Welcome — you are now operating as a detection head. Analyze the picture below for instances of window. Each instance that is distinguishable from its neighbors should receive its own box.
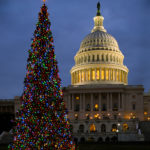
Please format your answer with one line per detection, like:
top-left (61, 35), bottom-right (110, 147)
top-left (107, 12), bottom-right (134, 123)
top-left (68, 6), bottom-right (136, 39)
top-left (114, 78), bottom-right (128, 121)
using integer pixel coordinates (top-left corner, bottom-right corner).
top-left (102, 103), bottom-right (106, 111)
top-left (88, 70), bottom-right (90, 81)
top-left (92, 55), bottom-right (95, 62)
top-left (132, 104), bottom-right (136, 110)
top-left (101, 124), bottom-right (106, 133)
top-left (106, 69), bottom-right (109, 80)
top-left (112, 124), bottom-right (117, 132)
top-left (116, 70), bottom-right (119, 81)
top-left (75, 104), bottom-right (80, 112)
top-left (79, 71), bottom-right (81, 82)
top-left (101, 69), bottom-right (104, 80)
top-left (106, 55), bottom-right (108, 62)
top-left (102, 55), bottom-right (104, 61)
top-left (75, 114), bottom-right (78, 120)
top-left (88, 55), bottom-right (90, 62)
top-left (123, 123), bottom-right (128, 132)
top-left (94, 104), bottom-right (99, 111)
top-left (90, 124), bottom-right (96, 132)
top-left (92, 69), bottom-right (95, 80)
top-left (96, 69), bottom-right (100, 80)
top-left (81, 71), bottom-right (84, 82)
top-left (86, 104), bottom-right (90, 111)
top-left (86, 114), bottom-right (89, 120)
top-left (79, 125), bottom-right (84, 133)
top-left (113, 103), bottom-right (118, 111)
top-left (97, 55), bottom-right (100, 61)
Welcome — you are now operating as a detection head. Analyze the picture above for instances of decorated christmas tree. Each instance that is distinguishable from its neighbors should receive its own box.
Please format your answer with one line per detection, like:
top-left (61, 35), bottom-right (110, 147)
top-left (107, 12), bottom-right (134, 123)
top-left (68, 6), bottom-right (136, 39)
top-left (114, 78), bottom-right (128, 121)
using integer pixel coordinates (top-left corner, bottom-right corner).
top-left (8, 2), bottom-right (75, 150)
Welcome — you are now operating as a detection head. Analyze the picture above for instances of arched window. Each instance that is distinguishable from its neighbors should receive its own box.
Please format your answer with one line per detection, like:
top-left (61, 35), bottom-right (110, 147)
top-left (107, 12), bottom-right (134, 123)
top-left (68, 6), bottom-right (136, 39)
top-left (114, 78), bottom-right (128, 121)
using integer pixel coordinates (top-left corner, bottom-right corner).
top-left (101, 124), bottom-right (106, 133)
top-left (106, 55), bottom-right (108, 62)
top-left (97, 55), bottom-right (100, 61)
top-left (102, 55), bottom-right (104, 61)
top-left (123, 123), bottom-right (128, 132)
top-left (92, 55), bottom-right (95, 62)
top-left (84, 56), bottom-right (86, 62)
top-left (112, 124), bottom-right (117, 132)
top-left (90, 124), bottom-right (96, 132)
top-left (113, 56), bottom-right (115, 62)
top-left (79, 124), bottom-right (84, 133)
top-left (88, 55), bottom-right (90, 62)
top-left (110, 55), bottom-right (112, 62)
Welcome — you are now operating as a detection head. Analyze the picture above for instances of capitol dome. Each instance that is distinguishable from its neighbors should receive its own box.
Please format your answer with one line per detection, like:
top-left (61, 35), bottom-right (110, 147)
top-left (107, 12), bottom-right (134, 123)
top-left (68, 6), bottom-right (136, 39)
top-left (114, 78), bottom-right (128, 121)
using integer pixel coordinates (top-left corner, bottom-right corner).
top-left (79, 31), bottom-right (120, 53)
top-left (70, 2), bottom-right (129, 85)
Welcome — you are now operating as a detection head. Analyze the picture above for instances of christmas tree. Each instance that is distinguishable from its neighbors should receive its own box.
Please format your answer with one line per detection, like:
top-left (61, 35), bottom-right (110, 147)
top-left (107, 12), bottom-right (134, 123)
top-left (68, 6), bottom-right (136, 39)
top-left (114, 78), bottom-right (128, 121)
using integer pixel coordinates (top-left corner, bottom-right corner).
top-left (8, 2), bottom-right (75, 150)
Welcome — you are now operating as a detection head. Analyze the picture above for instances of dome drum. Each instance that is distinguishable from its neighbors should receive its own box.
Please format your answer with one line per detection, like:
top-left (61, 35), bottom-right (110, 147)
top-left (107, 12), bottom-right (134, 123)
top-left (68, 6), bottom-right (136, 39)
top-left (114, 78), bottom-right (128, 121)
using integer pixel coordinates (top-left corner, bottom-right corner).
top-left (71, 66), bottom-right (128, 85)
top-left (75, 51), bottom-right (124, 66)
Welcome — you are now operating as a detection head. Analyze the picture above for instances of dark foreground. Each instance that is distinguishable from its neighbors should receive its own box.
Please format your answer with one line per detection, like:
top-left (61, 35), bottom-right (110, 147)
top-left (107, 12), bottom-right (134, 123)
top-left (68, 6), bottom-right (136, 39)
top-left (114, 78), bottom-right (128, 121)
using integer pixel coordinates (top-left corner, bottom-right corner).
top-left (1, 143), bottom-right (150, 150)
top-left (78, 143), bottom-right (150, 150)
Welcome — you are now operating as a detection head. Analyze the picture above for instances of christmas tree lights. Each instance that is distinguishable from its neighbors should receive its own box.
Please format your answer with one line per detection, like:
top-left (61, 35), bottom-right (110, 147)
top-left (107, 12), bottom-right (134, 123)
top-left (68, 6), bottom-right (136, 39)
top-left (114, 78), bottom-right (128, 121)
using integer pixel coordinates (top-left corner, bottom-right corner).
top-left (8, 3), bottom-right (75, 150)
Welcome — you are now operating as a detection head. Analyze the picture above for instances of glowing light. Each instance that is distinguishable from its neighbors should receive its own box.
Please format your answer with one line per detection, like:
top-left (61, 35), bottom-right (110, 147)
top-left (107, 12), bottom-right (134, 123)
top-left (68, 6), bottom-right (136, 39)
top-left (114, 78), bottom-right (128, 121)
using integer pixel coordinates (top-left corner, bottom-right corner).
top-left (117, 123), bottom-right (120, 126)
top-left (90, 124), bottom-right (96, 132)
top-left (95, 104), bottom-right (98, 109)
top-left (76, 96), bottom-right (79, 100)
top-left (144, 112), bottom-right (148, 115)
top-left (90, 117), bottom-right (93, 119)
top-left (94, 114), bottom-right (99, 119)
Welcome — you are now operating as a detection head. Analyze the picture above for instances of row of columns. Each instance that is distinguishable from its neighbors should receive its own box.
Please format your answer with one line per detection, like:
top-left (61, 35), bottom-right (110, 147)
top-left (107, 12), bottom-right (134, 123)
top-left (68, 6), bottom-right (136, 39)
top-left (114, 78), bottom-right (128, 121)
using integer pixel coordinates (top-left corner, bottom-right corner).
top-left (76, 54), bottom-right (122, 65)
top-left (72, 68), bottom-right (127, 84)
top-left (68, 93), bottom-right (124, 112)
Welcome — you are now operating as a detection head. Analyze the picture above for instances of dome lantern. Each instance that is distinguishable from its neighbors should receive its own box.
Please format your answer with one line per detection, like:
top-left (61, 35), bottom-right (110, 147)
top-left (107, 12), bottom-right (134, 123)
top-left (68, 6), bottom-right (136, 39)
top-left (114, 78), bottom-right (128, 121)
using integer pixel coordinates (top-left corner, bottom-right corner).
top-left (92, 2), bottom-right (106, 33)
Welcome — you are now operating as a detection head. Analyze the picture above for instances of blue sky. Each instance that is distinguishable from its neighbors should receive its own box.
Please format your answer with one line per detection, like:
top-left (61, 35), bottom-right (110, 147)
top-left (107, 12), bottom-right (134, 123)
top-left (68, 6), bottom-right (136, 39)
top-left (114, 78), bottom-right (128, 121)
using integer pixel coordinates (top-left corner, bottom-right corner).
top-left (0, 0), bottom-right (150, 98)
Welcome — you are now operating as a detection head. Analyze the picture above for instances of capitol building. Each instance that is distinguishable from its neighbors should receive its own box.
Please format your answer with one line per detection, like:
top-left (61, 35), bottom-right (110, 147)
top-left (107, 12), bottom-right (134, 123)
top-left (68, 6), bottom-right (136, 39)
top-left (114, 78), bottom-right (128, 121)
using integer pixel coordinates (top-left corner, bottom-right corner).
top-left (0, 2), bottom-right (150, 144)
top-left (62, 2), bottom-right (150, 143)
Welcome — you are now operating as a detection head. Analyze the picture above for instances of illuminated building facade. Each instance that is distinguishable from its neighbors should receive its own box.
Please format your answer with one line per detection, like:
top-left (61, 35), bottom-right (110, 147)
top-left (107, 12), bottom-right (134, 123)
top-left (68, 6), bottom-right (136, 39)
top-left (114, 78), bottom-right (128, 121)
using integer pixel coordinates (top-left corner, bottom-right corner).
top-left (63, 2), bottom-right (150, 142)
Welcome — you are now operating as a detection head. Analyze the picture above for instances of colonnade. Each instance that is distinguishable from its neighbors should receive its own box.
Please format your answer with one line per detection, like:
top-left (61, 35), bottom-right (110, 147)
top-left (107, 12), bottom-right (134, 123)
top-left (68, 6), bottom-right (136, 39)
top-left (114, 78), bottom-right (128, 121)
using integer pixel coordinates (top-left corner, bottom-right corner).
top-left (68, 93), bottom-right (124, 112)
top-left (71, 68), bottom-right (128, 85)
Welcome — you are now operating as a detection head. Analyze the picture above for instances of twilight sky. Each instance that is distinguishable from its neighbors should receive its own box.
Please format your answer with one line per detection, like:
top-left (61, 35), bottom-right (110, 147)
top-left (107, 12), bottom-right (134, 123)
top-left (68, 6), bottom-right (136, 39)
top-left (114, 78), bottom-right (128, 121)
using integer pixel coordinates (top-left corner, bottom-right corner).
top-left (0, 0), bottom-right (150, 99)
